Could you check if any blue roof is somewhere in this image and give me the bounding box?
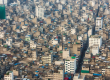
[14,63,20,65]
[93,73,102,76]
[74,54,77,56]
[65,48,67,49]
[35,74,38,76]
[54,39,58,40]
[45,64,48,66]
[83,4,87,6]
[53,55,58,57]
[68,42,70,43]
[65,72,68,74]
[55,9,59,11]
[69,76,71,79]
[42,66,44,68]
[35,71,39,72]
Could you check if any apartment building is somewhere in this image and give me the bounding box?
[45,69,64,80]
[71,41,83,56]
[88,27,93,37]
[4,71,14,80]
[42,53,53,65]
[92,45,99,55]
[89,35,102,48]
[32,50,37,61]
[36,6,44,19]
[30,40,36,49]
[95,17,103,31]
[0,0,8,6]
[65,57,76,74]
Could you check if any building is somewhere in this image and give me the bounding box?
[4,71,14,80]
[30,40,36,49]
[73,73,85,80]
[42,53,53,65]
[95,17,103,31]
[89,35,102,48]
[65,57,76,74]
[32,50,37,61]
[62,48,70,59]
[71,28,76,35]
[58,4,62,10]
[36,6,44,19]
[72,41,83,56]
[88,27,93,37]
[0,0,8,6]
[52,37,58,45]
[61,0,66,4]
[45,69,64,80]
[92,45,99,55]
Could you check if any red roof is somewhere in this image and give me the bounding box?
[92,56,95,58]
[40,21,43,23]
[6,54,13,57]
[64,77,69,80]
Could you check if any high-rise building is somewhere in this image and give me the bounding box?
[0,0,7,6]
[0,4,5,19]
[95,17,103,31]
[36,6,44,19]
[89,35,102,48]
[65,57,76,74]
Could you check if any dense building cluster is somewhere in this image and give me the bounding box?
[0,0,110,80]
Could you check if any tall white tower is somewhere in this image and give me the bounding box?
[0,0,7,6]
[36,6,44,19]
[0,0,3,4]
[65,57,76,74]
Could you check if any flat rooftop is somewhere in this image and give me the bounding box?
[90,35,101,38]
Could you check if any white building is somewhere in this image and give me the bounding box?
[4,71,14,80]
[56,0,59,3]
[4,0,7,6]
[52,39,58,45]
[89,35,102,48]
[78,36,83,40]
[71,28,76,35]
[30,40,36,49]
[88,28,93,37]
[58,4,62,10]
[6,37,12,46]
[0,31,5,38]
[0,0,8,6]
[65,57,76,74]
[92,45,99,55]
[36,6,44,19]
[95,17,103,31]
[17,0,20,5]
[61,0,66,4]
[63,36,66,42]
[89,0,95,7]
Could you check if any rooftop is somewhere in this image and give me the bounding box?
[90,35,101,38]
